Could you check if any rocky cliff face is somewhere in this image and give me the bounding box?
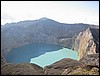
[71,32,83,51]
[78,28,99,60]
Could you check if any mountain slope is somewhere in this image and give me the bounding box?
[1,18,99,55]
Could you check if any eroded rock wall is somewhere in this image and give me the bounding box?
[78,28,99,60]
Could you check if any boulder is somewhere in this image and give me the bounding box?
[62,64,99,75]
[44,58,82,75]
[79,53,99,67]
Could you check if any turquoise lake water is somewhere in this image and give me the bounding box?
[6,44,78,67]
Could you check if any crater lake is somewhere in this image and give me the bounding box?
[6,44,78,67]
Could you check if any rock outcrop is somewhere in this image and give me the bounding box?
[1,63,44,75]
[79,53,99,67]
[43,58,83,75]
[1,52,6,65]
[71,32,83,51]
[62,64,99,75]
[78,28,99,60]
[44,58,99,75]
[62,54,99,75]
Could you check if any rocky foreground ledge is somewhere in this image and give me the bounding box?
[1,53,99,75]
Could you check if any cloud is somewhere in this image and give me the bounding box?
[1,13,16,25]
[1,1,99,25]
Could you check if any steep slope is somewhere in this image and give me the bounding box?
[71,32,83,51]
[1,52,6,65]
[78,28,99,60]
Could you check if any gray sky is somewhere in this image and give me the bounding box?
[1,1,99,25]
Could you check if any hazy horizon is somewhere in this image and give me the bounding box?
[1,1,99,25]
[1,17,99,26]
